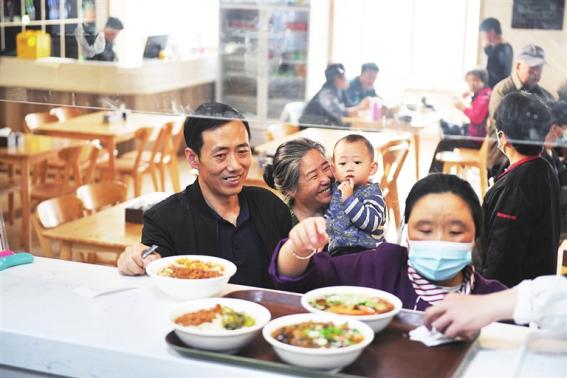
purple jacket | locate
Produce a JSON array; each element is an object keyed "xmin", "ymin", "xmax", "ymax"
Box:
[{"xmin": 269, "ymin": 241, "xmax": 506, "ymax": 311}]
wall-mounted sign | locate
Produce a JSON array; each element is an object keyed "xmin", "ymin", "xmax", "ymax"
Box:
[{"xmin": 512, "ymin": 0, "xmax": 565, "ymax": 30}]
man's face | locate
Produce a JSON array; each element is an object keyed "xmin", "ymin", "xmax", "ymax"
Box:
[
  {"xmin": 481, "ymin": 30, "xmax": 498, "ymax": 45},
  {"xmin": 185, "ymin": 120, "xmax": 251, "ymax": 199},
  {"xmin": 360, "ymin": 70, "xmax": 378, "ymax": 89},
  {"xmin": 104, "ymin": 28, "xmax": 120, "ymax": 42},
  {"xmin": 335, "ymin": 75, "xmax": 348, "ymax": 89},
  {"xmin": 516, "ymin": 61, "xmax": 543, "ymax": 88}
]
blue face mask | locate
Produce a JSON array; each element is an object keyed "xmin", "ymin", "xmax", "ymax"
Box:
[{"xmin": 407, "ymin": 240, "xmax": 473, "ymax": 282}]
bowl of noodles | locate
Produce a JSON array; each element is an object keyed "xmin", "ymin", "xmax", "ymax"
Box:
[
  {"xmin": 301, "ymin": 286, "xmax": 402, "ymax": 333},
  {"xmin": 146, "ymin": 255, "xmax": 237, "ymax": 299}
]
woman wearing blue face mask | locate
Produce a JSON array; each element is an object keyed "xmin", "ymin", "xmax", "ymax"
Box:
[{"xmin": 269, "ymin": 173, "xmax": 507, "ymax": 311}]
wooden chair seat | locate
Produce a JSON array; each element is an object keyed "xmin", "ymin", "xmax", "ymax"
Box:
[
  {"xmin": 0, "ymin": 176, "xmax": 20, "ymax": 224},
  {"xmin": 436, "ymin": 140, "xmax": 489, "ymax": 198}
]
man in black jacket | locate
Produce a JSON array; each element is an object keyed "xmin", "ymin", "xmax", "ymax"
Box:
[
  {"xmin": 481, "ymin": 92, "xmax": 560, "ymax": 287},
  {"xmin": 117, "ymin": 103, "xmax": 292, "ymax": 288}
]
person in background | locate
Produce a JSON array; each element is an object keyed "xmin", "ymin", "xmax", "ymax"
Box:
[
  {"xmin": 486, "ymin": 44, "xmax": 555, "ymax": 179},
  {"xmin": 269, "ymin": 173, "xmax": 506, "ymax": 311},
  {"xmin": 346, "ymin": 63, "xmax": 379, "ymax": 106},
  {"xmin": 299, "ymin": 63, "xmax": 369, "ymax": 127},
  {"xmin": 423, "ymin": 275, "xmax": 567, "ymax": 339},
  {"xmin": 117, "ymin": 103, "xmax": 291, "ymax": 288},
  {"xmin": 558, "ymin": 80, "xmax": 567, "ymax": 102},
  {"xmin": 326, "ymin": 135, "xmax": 386, "ymax": 256},
  {"xmin": 85, "ymin": 17, "xmax": 124, "ymax": 62},
  {"xmin": 429, "ymin": 68, "xmax": 492, "ymax": 172},
  {"xmin": 543, "ymin": 101, "xmax": 567, "ymax": 185},
  {"xmin": 480, "ymin": 92, "xmax": 560, "ymax": 288},
  {"xmin": 479, "ymin": 17, "xmax": 513, "ymax": 88},
  {"xmin": 264, "ymin": 138, "xmax": 333, "ymax": 227}
]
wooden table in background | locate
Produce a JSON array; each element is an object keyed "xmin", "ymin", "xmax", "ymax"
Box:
[
  {"xmin": 0, "ymin": 134, "xmax": 83, "ymax": 251},
  {"xmin": 254, "ymin": 127, "xmax": 411, "ymax": 158},
  {"xmin": 41, "ymin": 192, "xmax": 171, "ymax": 258},
  {"xmin": 344, "ymin": 111, "xmax": 441, "ymax": 179},
  {"xmin": 34, "ymin": 111, "xmax": 182, "ymax": 179}
]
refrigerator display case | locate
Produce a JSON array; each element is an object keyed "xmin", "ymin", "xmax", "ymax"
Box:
[{"xmin": 217, "ymin": 0, "xmax": 329, "ymax": 119}]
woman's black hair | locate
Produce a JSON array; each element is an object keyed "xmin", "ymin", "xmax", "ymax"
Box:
[
  {"xmin": 404, "ymin": 173, "xmax": 483, "ymax": 239},
  {"xmin": 551, "ymin": 101, "xmax": 567, "ymax": 125},
  {"xmin": 494, "ymin": 91, "xmax": 551, "ymax": 156},
  {"xmin": 183, "ymin": 102, "xmax": 250, "ymax": 156},
  {"xmin": 465, "ymin": 68, "xmax": 489, "ymax": 86}
]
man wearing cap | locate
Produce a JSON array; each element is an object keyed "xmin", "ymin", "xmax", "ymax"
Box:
[
  {"xmin": 346, "ymin": 63, "xmax": 379, "ymax": 106},
  {"xmin": 486, "ymin": 44, "xmax": 554, "ymax": 178},
  {"xmin": 299, "ymin": 63, "xmax": 370, "ymax": 127},
  {"xmin": 86, "ymin": 17, "xmax": 124, "ymax": 62}
]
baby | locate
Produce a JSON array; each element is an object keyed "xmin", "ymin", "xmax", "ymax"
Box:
[{"xmin": 325, "ymin": 134, "xmax": 386, "ymax": 256}]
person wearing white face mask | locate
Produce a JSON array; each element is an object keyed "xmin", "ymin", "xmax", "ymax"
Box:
[
  {"xmin": 269, "ymin": 173, "xmax": 507, "ymax": 311},
  {"xmin": 480, "ymin": 92, "xmax": 560, "ymax": 288}
]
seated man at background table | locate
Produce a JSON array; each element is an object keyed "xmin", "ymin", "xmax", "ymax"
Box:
[
  {"xmin": 117, "ymin": 103, "xmax": 292, "ymax": 288},
  {"xmin": 299, "ymin": 63, "xmax": 370, "ymax": 127},
  {"xmin": 345, "ymin": 62, "xmax": 379, "ymax": 106}
]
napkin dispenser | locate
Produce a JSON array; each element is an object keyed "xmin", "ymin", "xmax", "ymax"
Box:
[
  {"xmin": 0, "ymin": 132, "xmax": 23, "ymax": 148},
  {"xmin": 125, "ymin": 198, "xmax": 160, "ymax": 224}
]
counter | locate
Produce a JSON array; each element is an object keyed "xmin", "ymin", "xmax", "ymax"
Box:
[{"xmin": 0, "ymin": 257, "xmax": 538, "ymax": 377}]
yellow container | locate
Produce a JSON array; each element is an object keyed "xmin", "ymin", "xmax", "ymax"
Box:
[{"xmin": 17, "ymin": 30, "xmax": 51, "ymax": 59}]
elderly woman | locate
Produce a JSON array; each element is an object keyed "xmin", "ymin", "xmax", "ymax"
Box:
[
  {"xmin": 269, "ymin": 173, "xmax": 506, "ymax": 311},
  {"xmin": 263, "ymin": 138, "xmax": 333, "ymax": 225}
]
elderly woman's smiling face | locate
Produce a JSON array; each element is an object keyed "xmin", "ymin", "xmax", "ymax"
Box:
[
  {"xmin": 292, "ymin": 149, "xmax": 333, "ymax": 211},
  {"xmin": 407, "ymin": 192, "xmax": 475, "ymax": 243}
]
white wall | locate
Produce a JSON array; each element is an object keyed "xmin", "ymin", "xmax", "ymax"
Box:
[{"xmin": 479, "ymin": 0, "xmax": 567, "ymax": 96}]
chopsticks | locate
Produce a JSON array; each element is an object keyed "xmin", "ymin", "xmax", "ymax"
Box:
[{"xmin": 141, "ymin": 244, "xmax": 158, "ymax": 259}]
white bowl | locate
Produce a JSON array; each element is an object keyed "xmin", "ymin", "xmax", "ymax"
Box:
[
  {"xmin": 171, "ymin": 298, "xmax": 271, "ymax": 353},
  {"xmin": 301, "ymin": 286, "xmax": 402, "ymax": 333},
  {"xmin": 146, "ymin": 255, "xmax": 237, "ymax": 299},
  {"xmin": 262, "ymin": 313, "xmax": 374, "ymax": 371}
]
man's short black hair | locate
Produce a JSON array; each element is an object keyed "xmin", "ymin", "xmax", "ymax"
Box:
[
  {"xmin": 105, "ymin": 17, "xmax": 124, "ymax": 31},
  {"xmin": 494, "ymin": 92, "xmax": 551, "ymax": 156},
  {"xmin": 361, "ymin": 63, "xmax": 379, "ymax": 74},
  {"xmin": 551, "ymin": 101, "xmax": 567, "ymax": 125},
  {"xmin": 184, "ymin": 102, "xmax": 251, "ymax": 156},
  {"xmin": 480, "ymin": 17, "xmax": 502, "ymax": 35}
]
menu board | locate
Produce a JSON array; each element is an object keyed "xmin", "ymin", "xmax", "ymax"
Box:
[{"xmin": 512, "ymin": 0, "xmax": 565, "ymax": 30}]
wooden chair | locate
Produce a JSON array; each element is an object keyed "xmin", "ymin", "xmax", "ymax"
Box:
[
  {"xmin": 378, "ymin": 138, "xmax": 411, "ymax": 229},
  {"xmin": 23, "ymin": 112, "xmax": 58, "ymax": 133},
  {"xmin": 99, "ymin": 127, "xmax": 153, "ymax": 197},
  {"xmin": 32, "ymin": 194, "xmax": 85, "ymax": 259},
  {"xmin": 31, "ymin": 143, "xmax": 100, "ymax": 203},
  {"xmin": 0, "ymin": 173, "xmax": 20, "ymax": 225},
  {"xmin": 49, "ymin": 107, "xmax": 85, "ymax": 122},
  {"xmin": 265, "ymin": 123, "xmax": 300, "ymax": 142},
  {"xmin": 121, "ymin": 121, "xmax": 180, "ymax": 191},
  {"xmin": 435, "ymin": 138, "xmax": 489, "ymax": 198},
  {"xmin": 76, "ymin": 181, "xmax": 128, "ymax": 214}
]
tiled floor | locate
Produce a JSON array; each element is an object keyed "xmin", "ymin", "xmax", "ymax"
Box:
[{"xmin": 2, "ymin": 126, "xmax": 476, "ymax": 254}]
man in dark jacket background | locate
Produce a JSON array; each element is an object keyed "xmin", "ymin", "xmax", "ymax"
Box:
[{"xmin": 117, "ymin": 103, "xmax": 292, "ymax": 288}]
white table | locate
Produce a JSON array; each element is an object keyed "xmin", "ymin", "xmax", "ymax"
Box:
[{"xmin": 0, "ymin": 257, "xmax": 541, "ymax": 377}]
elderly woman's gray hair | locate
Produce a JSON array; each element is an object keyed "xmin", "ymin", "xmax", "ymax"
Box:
[{"xmin": 263, "ymin": 138, "xmax": 325, "ymax": 199}]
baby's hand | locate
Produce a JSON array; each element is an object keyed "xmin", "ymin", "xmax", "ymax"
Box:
[{"xmin": 338, "ymin": 179, "xmax": 354, "ymax": 202}]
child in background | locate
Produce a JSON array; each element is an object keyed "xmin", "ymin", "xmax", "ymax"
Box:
[{"xmin": 325, "ymin": 134, "xmax": 386, "ymax": 256}]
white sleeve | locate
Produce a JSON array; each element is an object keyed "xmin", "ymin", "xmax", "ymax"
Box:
[{"xmin": 513, "ymin": 276, "xmax": 567, "ymax": 331}]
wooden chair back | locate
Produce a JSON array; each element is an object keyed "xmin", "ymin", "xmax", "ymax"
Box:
[
  {"xmin": 49, "ymin": 107, "xmax": 85, "ymax": 122},
  {"xmin": 23, "ymin": 112, "xmax": 58, "ymax": 133},
  {"xmin": 266, "ymin": 123, "xmax": 300, "ymax": 142},
  {"xmin": 378, "ymin": 138, "xmax": 411, "ymax": 229},
  {"xmin": 32, "ymin": 194, "xmax": 85, "ymax": 258},
  {"xmin": 76, "ymin": 181, "xmax": 128, "ymax": 214},
  {"xmin": 129, "ymin": 127, "xmax": 153, "ymax": 173}
]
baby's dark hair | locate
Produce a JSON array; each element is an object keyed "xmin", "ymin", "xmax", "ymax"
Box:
[{"xmin": 333, "ymin": 134, "xmax": 375, "ymax": 161}]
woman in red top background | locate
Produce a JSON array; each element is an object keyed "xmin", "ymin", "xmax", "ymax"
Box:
[{"xmin": 429, "ymin": 68, "xmax": 492, "ymax": 172}]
